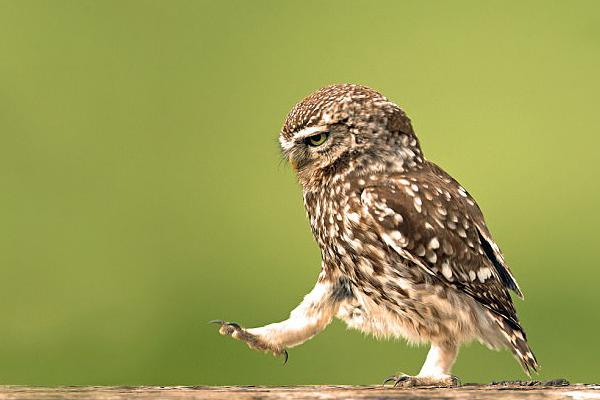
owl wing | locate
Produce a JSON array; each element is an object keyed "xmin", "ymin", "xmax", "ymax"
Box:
[{"xmin": 360, "ymin": 162, "xmax": 523, "ymax": 327}]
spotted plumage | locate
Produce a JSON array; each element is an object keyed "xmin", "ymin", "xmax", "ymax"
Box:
[{"xmin": 215, "ymin": 84, "xmax": 538, "ymax": 385}]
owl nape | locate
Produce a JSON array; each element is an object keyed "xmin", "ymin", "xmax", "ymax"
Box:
[{"xmin": 213, "ymin": 84, "xmax": 537, "ymax": 387}]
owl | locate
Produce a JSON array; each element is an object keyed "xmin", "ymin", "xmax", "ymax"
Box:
[{"xmin": 213, "ymin": 84, "xmax": 538, "ymax": 386}]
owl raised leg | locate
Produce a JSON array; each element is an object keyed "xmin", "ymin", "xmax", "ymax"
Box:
[
  {"xmin": 385, "ymin": 342, "xmax": 460, "ymax": 387},
  {"xmin": 213, "ymin": 276, "xmax": 340, "ymax": 361},
  {"xmin": 210, "ymin": 320, "xmax": 291, "ymax": 360}
]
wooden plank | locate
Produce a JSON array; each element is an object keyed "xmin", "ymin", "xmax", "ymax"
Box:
[{"xmin": 0, "ymin": 382, "xmax": 597, "ymax": 400}]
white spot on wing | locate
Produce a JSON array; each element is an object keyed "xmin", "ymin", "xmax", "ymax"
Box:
[
  {"xmin": 429, "ymin": 237, "xmax": 440, "ymax": 249},
  {"xmin": 477, "ymin": 267, "xmax": 492, "ymax": 282},
  {"xmin": 426, "ymin": 251, "xmax": 437, "ymax": 263},
  {"xmin": 469, "ymin": 270, "xmax": 476, "ymax": 281},
  {"xmin": 442, "ymin": 261, "xmax": 452, "ymax": 279},
  {"xmin": 414, "ymin": 197, "xmax": 422, "ymax": 213}
]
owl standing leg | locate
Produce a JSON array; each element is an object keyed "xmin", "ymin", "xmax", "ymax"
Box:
[
  {"xmin": 385, "ymin": 342, "xmax": 460, "ymax": 387},
  {"xmin": 213, "ymin": 275, "xmax": 340, "ymax": 361}
]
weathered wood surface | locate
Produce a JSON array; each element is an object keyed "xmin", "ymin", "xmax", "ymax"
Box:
[{"xmin": 0, "ymin": 382, "xmax": 597, "ymax": 400}]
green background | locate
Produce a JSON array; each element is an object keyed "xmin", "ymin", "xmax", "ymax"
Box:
[{"xmin": 1, "ymin": 0, "xmax": 598, "ymax": 386}]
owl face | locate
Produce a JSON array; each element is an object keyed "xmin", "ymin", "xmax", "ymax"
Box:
[
  {"xmin": 279, "ymin": 84, "xmax": 421, "ymax": 187},
  {"xmin": 279, "ymin": 121, "xmax": 353, "ymax": 175}
]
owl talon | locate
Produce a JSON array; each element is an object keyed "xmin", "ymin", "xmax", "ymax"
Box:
[
  {"xmin": 210, "ymin": 320, "xmax": 245, "ymax": 337},
  {"xmin": 212, "ymin": 319, "xmax": 288, "ymax": 360},
  {"xmin": 383, "ymin": 374, "xmax": 408, "ymax": 386},
  {"xmin": 282, "ymin": 349, "xmax": 289, "ymax": 365},
  {"xmin": 384, "ymin": 374, "xmax": 460, "ymax": 388},
  {"xmin": 383, "ymin": 373, "xmax": 409, "ymax": 386}
]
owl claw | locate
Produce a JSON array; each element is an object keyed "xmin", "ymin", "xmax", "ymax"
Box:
[
  {"xmin": 210, "ymin": 320, "xmax": 245, "ymax": 337},
  {"xmin": 282, "ymin": 349, "xmax": 289, "ymax": 365},
  {"xmin": 383, "ymin": 374, "xmax": 460, "ymax": 387},
  {"xmin": 209, "ymin": 320, "xmax": 239, "ymax": 328},
  {"xmin": 383, "ymin": 373, "xmax": 410, "ymax": 386},
  {"xmin": 211, "ymin": 319, "xmax": 288, "ymax": 362}
]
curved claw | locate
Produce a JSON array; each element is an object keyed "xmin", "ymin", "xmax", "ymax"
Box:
[
  {"xmin": 394, "ymin": 375, "xmax": 411, "ymax": 387},
  {"xmin": 382, "ymin": 374, "xmax": 410, "ymax": 387},
  {"xmin": 282, "ymin": 349, "xmax": 289, "ymax": 365},
  {"xmin": 209, "ymin": 320, "xmax": 241, "ymax": 327},
  {"xmin": 210, "ymin": 320, "xmax": 244, "ymax": 338},
  {"xmin": 383, "ymin": 375, "xmax": 397, "ymax": 386}
]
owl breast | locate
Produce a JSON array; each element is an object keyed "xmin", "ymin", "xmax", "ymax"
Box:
[
  {"xmin": 304, "ymin": 175, "xmax": 417, "ymax": 283},
  {"xmin": 303, "ymin": 176, "xmax": 490, "ymax": 345}
]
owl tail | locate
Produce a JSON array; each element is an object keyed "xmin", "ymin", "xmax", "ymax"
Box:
[{"xmin": 492, "ymin": 315, "xmax": 539, "ymax": 375}]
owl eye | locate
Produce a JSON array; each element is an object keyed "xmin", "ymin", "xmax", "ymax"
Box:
[{"xmin": 305, "ymin": 132, "xmax": 329, "ymax": 147}]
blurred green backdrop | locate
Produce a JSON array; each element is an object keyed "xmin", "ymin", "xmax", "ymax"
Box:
[{"xmin": 0, "ymin": 0, "xmax": 599, "ymax": 386}]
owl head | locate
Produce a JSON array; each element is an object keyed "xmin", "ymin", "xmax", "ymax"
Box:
[{"xmin": 279, "ymin": 84, "xmax": 423, "ymax": 188}]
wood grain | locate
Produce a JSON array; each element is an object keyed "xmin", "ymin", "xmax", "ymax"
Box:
[{"xmin": 0, "ymin": 382, "xmax": 596, "ymax": 400}]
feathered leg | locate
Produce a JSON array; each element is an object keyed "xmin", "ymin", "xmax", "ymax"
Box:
[
  {"xmin": 386, "ymin": 342, "xmax": 460, "ymax": 387},
  {"xmin": 213, "ymin": 275, "xmax": 340, "ymax": 361}
]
